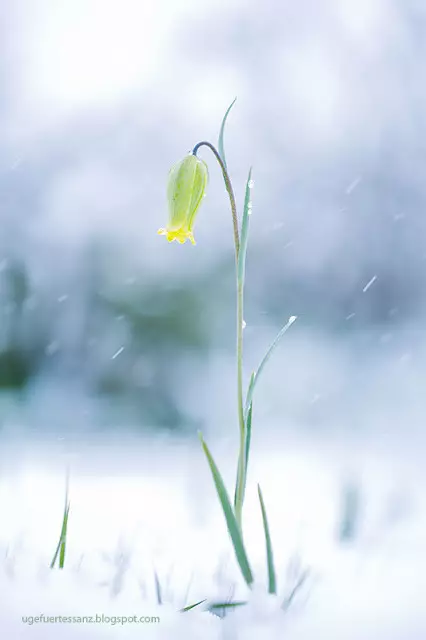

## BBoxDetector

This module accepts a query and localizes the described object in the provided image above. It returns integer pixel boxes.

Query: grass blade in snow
[199,432,253,587]
[180,599,207,613]
[234,374,254,509]
[50,473,70,570]
[258,484,277,594]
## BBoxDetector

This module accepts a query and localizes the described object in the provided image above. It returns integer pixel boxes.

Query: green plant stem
[192,141,246,528]
[235,280,245,527]
[192,141,240,255]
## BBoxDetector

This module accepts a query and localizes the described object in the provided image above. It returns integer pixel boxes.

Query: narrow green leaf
[154,570,162,605]
[244,372,255,421]
[208,600,248,619]
[58,504,70,568]
[208,601,247,611]
[281,569,310,611]
[245,315,297,416]
[233,373,254,510]
[237,167,253,286]
[258,484,277,594]
[244,402,253,483]
[50,536,61,569]
[199,432,254,587]
[180,599,207,612]
[50,471,70,570]
[218,97,237,169]
[207,600,247,613]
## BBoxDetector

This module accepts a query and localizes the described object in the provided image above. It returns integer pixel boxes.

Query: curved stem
[193,141,245,528]
[192,142,240,257]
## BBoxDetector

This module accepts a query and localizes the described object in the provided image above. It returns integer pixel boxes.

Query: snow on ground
[0,428,425,639]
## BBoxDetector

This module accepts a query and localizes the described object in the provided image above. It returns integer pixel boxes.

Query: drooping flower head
[158,153,208,245]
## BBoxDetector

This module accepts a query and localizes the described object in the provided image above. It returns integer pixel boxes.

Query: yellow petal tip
[157,227,196,245]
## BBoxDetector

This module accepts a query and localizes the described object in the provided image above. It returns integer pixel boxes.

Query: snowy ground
[1,426,425,639]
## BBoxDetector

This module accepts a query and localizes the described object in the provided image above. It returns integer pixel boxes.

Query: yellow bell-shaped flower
[158,153,208,245]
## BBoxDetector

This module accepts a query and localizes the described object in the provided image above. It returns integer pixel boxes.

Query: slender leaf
[209,600,247,610]
[154,570,162,605]
[218,97,237,169]
[258,484,277,594]
[199,432,253,587]
[234,374,255,509]
[50,503,70,569]
[50,471,70,569]
[208,600,247,619]
[245,315,297,416]
[237,167,253,286]
[234,399,253,507]
[244,402,253,485]
[180,599,207,613]
[244,372,255,421]
[281,569,310,612]
[58,504,70,568]
[50,535,61,569]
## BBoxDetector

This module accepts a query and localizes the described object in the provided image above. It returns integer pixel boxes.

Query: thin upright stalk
[234,279,245,527]
[192,141,246,528]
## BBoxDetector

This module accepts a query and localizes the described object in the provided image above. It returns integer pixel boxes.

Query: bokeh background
[2,0,426,434]
[1,1,426,638]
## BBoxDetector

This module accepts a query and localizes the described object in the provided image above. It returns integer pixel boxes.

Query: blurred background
[1,0,426,636]
[2,0,426,436]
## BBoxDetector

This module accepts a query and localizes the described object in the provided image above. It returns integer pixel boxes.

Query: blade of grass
[208,600,247,610]
[58,503,70,569]
[258,484,277,594]
[243,402,253,491]
[237,167,252,286]
[244,372,255,421]
[218,97,237,169]
[180,599,207,613]
[233,374,254,510]
[208,600,247,618]
[199,432,254,587]
[281,569,310,612]
[50,503,70,569]
[50,470,70,569]
[154,570,162,605]
[244,315,297,416]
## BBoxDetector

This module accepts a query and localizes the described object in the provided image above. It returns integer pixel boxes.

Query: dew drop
[248,179,255,189]
[288,315,297,324]
[242,319,247,329]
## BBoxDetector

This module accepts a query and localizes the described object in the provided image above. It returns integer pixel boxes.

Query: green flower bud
[158,153,208,245]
